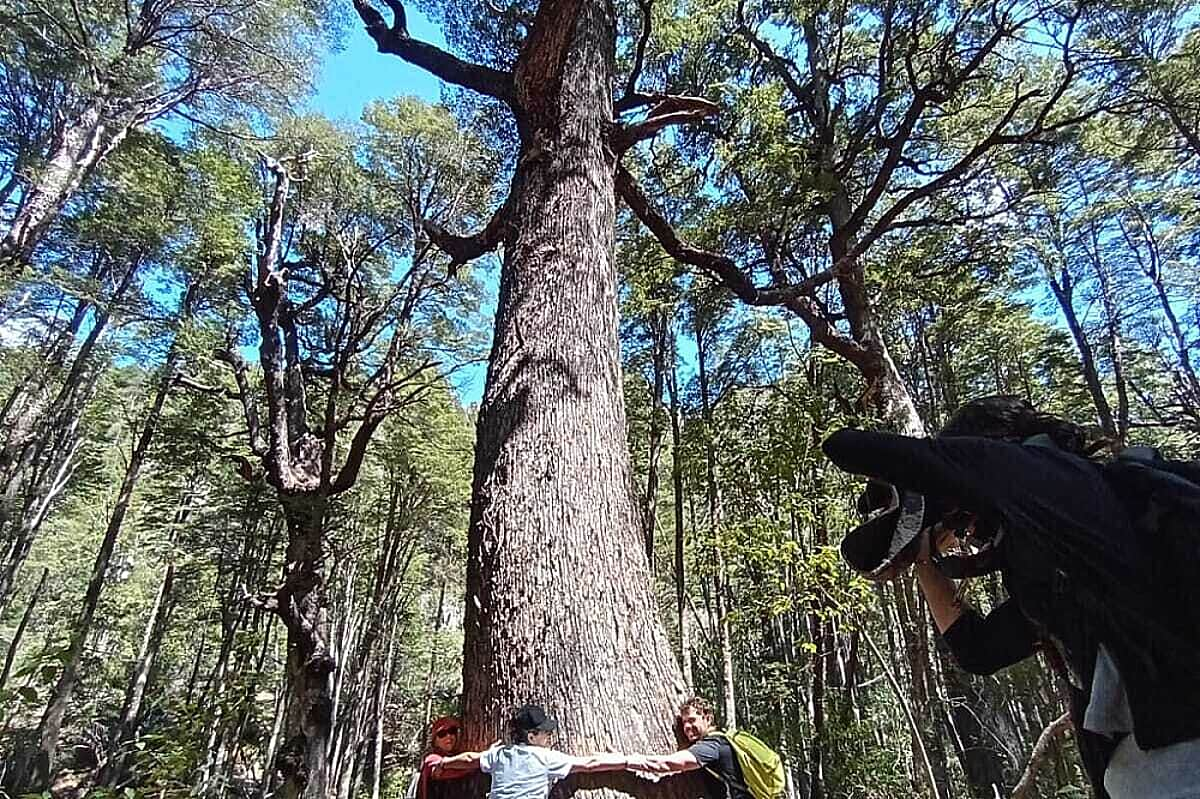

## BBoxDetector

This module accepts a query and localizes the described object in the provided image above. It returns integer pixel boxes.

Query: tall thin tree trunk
[806,605,826,799]
[372,626,397,799]
[0,567,48,691]
[642,310,668,570]
[695,315,736,727]
[1087,219,1129,443]
[666,340,692,690]
[0,97,134,270]
[11,297,187,790]
[262,652,288,799]
[103,555,176,785]
[423,576,447,726]
[891,578,950,799]
[861,623,940,799]
[0,254,141,613]
[1045,263,1117,440]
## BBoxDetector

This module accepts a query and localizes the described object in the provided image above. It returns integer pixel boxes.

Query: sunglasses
[435,727,460,738]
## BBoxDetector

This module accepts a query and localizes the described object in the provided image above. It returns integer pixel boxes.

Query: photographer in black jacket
[822,396,1200,799]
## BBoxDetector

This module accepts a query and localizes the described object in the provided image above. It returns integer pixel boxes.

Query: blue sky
[309,9,446,120]
[309,10,498,404]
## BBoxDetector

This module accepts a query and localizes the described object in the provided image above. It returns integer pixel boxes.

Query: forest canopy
[0,0,1196,797]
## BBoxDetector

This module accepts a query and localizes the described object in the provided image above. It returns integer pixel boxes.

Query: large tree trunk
[459,0,688,777]
[276,497,335,799]
[0,96,134,270]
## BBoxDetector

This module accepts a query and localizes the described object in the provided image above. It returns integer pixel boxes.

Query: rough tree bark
[459,0,690,763]
[355,0,698,785]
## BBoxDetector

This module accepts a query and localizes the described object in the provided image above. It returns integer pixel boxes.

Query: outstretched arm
[626,751,703,774]
[569,753,632,773]
[432,751,483,775]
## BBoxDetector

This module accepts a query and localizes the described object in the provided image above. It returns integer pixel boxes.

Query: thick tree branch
[616,165,836,303]
[422,196,513,272]
[612,96,720,153]
[1155,78,1200,157]
[174,373,239,400]
[214,348,266,458]
[279,301,310,444]
[615,164,866,364]
[354,0,515,104]
[250,157,295,484]
[331,360,439,495]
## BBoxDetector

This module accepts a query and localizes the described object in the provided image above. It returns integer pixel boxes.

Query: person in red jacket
[413,716,475,799]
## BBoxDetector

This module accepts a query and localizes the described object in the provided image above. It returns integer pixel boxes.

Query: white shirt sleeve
[537,747,575,781]
[479,743,503,774]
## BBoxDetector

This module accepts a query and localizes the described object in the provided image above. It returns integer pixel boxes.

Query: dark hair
[940,396,1102,457]
[507,704,557,744]
[507,716,532,745]
[678,696,716,721]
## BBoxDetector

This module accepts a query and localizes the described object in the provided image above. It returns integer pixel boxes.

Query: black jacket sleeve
[821,429,1042,514]
[941,599,1038,675]
[820,429,1140,573]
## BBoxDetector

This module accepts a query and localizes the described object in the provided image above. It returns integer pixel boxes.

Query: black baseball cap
[840,479,928,580]
[513,704,558,732]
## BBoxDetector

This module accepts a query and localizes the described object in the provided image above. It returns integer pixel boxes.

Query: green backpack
[709,730,785,799]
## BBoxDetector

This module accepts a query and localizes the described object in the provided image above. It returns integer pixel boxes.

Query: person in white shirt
[433,704,630,799]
